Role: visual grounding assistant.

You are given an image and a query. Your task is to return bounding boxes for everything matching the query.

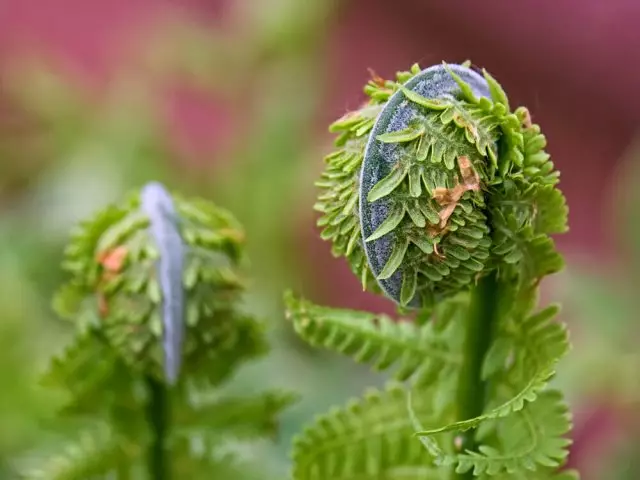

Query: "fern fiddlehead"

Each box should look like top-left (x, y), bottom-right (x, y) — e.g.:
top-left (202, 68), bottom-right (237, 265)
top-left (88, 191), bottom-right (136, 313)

top-left (287, 62), bottom-right (576, 479)
top-left (140, 181), bottom-right (186, 386)
top-left (140, 182), bottom-right (185, 480)
top-left (359, 64), bottom-right (496, 308)
top-left (25, 184), bottom-right (295, 479)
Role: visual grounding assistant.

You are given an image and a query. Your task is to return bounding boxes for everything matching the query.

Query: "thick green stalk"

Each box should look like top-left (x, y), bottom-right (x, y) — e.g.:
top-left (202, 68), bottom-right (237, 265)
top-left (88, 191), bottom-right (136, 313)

top-left (455, 272), bottom-right (499, 479)
top-left (145, 375), bottom-right (169, 480)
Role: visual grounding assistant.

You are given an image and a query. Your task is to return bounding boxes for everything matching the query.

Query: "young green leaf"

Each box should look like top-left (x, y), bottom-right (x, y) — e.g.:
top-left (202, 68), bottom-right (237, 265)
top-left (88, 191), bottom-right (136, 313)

top-left (435, 391), bottom-right (573, 477)
top-left (365, 203), bottom-right (405, 242)
top-left (377, 238), bottom-right (410, 280)
top-left (399, 86), bottom-right (450, 111)
top-left (367, 164), bottom-right (410, 203)
top-left (291, 384), bottom-right (449, 480)
top-left (377, 124), bottom-right (426, 143)
top-left (284, 291), bottom-right (462, 383)
top-left (482, 69), bottom-right (510, 110)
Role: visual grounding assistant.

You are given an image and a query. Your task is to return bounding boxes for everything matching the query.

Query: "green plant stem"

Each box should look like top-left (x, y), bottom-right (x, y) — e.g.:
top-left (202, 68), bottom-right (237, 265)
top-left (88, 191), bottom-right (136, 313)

top-left (145, 375), bottom-right (169, 480)
top-left (455, 272), bottom-right (499, 479)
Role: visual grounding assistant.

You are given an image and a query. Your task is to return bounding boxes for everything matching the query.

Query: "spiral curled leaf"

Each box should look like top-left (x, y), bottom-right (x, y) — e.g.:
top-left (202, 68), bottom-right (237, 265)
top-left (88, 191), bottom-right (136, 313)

top-left (317, 62), bottom-right (567, 309)
top-left (36, 187), bottom-right (296, 479)
top-left (292, 60), bottom-right (574, 479)
top-left (53, 187), bottom-right (258, 384)
top-left (315, 64), bottom-right (422, 293)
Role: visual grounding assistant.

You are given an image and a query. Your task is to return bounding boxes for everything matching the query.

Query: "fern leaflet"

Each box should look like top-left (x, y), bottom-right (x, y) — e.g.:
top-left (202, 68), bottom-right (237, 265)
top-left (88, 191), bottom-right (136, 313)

top-left (415, 302), bottom-right (569, 436)
top-left (284, 290), bottom-right (463, 386)
top-left (292, 383), bottom-right (448, 480)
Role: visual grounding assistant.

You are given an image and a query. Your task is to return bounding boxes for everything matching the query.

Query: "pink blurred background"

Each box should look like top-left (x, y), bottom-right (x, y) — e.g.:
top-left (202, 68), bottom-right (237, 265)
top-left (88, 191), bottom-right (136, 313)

top-left (3, 0), bottom-right (639, 250)
top-left (1, 0), bottom-right (639, 477)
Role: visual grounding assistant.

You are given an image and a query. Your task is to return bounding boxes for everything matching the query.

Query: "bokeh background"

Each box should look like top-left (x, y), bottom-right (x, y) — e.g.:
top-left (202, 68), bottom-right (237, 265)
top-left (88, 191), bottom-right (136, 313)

top-left (1, 1), bottom-right (639, 478)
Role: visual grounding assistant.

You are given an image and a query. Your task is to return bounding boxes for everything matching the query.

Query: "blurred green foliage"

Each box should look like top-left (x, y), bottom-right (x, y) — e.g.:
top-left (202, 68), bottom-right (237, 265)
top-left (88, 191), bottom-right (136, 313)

top-left (552, 141), bottom-right (640, 478)
top-left (0, 2), bottom-right (371, 478)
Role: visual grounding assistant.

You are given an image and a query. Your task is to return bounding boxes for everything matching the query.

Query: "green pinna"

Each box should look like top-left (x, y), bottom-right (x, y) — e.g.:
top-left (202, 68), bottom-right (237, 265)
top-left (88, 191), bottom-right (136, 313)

top-left (288, 61), bottom-right (576, 480)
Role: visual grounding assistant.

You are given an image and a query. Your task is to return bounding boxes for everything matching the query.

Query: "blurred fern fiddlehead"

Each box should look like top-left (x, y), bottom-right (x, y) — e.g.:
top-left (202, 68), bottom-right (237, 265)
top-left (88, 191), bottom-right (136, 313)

top-left (285, 62), bottom-right (578, 479)
top-left (25, 183), bottom-right (296, 479)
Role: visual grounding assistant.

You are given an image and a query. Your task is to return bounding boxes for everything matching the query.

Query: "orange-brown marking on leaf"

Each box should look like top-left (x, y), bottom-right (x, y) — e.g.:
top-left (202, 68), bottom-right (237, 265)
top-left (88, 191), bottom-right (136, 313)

top-left (428, 156), bottom-right (481, 237)
top-left (334, 110), bottom-right (362, 127)
top-left (366, 68), bottom-right (393, 96)
top-left (97, 246), bottom-right (128, 272)
top-left (367, 68), bottom-right (386, 87)
top-left (467, 123), bottom-right (479, 143)
top-left (452, 113), bottom-right (479, 142)
top-left (437, 202), bottom-right (459, 228)
top-left (94, 246), bottom-right (128, 318)
top-left (520, 108), bottom-right (532, 129)
top-left (433, 187), bottom-right (455, 206)
top-left (458, 156), bottom-right (480, 188)
top-left (432, 243), bottom-right (444, 258)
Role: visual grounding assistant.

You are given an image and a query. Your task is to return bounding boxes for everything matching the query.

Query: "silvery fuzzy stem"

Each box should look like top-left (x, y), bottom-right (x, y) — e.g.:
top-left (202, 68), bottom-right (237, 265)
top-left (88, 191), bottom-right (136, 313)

top-left (360, 64), bottom-right (492, 308)
top-left (140, 181), bottom-right (186, 385)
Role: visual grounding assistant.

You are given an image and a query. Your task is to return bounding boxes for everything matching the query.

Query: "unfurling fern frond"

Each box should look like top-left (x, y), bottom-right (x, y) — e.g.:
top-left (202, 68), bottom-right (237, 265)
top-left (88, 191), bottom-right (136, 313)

top-left (287, 287), bottom-right (572, 477)
top-left (287, 61), bottom-right (576, 480)
top-left (284, 290), bottom-right (464, 386)
top-left (53, 186), bottom-right (252, 383)
top-left (27, 184), bottom-right (295, 478)
top-left (316, 63), bottom-right (566, 310)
